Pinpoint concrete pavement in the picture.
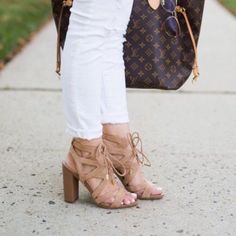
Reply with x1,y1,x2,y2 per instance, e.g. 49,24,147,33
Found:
0,0,235,235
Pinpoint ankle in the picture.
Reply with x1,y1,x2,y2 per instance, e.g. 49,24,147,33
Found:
103,123,130,138
65,136,103,170
73,135,103,146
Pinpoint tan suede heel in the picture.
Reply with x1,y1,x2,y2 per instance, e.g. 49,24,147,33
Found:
62,137,138,209
62,162,79,203
103,131,164,200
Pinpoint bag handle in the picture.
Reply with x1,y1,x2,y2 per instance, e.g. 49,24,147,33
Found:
55,0,73,78
176,6,200,82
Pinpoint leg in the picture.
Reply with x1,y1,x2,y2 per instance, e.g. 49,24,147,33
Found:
61,0,104,140
100,0,163,197
101,0,132,136
60,0,136,205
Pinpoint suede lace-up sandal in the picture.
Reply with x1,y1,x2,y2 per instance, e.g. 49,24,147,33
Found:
102,131,164,200
62,137,138,209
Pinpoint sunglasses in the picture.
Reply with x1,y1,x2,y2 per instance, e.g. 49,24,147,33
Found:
161,0,181,37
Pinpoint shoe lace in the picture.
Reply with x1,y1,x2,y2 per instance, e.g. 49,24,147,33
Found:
96,143,127,184
127,131,152,167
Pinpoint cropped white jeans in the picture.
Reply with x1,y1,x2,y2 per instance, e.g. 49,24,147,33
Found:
61,0,134,140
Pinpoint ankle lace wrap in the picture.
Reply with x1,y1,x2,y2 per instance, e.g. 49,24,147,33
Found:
71,138,127,185
127,132,151,167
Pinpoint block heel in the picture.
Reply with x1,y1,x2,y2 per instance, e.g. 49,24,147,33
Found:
62,162,79,203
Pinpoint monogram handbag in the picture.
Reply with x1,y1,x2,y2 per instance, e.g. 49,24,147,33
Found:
51,0,205,90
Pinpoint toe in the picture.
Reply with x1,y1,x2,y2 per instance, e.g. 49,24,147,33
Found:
127,192,137,200
123,198,131,205
151,186,163,195
106,197,115,204
127,196,135,203
121,192,134,205
126,194,135,203
130,192,137,199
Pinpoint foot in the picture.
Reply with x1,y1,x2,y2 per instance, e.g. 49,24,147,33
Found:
122,137,163,197
65,136,137,206
102,131,164,199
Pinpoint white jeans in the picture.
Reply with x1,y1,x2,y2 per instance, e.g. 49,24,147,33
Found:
61,0,134,140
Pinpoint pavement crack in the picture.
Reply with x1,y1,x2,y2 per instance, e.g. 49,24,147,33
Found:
0,87,236,95
0,87,61,92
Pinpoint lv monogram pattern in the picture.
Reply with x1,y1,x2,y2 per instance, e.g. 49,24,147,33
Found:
51,0,205,90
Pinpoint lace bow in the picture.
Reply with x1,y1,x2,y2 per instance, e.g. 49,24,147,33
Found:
96,143,127,183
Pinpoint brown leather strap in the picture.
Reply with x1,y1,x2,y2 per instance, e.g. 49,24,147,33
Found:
176,5,200,82
56,0,73,78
